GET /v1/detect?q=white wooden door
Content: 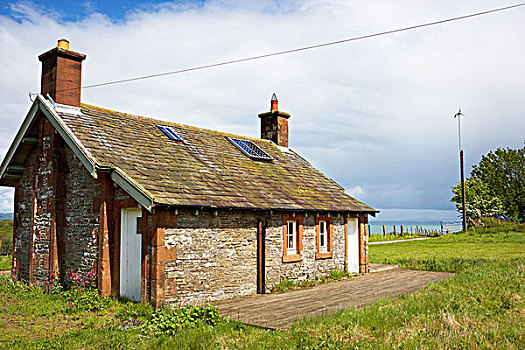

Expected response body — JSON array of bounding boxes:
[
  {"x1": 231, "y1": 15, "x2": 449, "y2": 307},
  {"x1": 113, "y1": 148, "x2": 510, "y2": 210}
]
[
  {"x1": 120, "y1": 208, "x2": 142, "y2": 302},
  {"x1": 347, "y1": 218, "x2": 359, "y2": 273}
]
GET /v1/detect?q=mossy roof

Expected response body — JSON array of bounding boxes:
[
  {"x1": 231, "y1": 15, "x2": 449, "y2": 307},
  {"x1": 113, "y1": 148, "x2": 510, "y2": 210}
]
[{"x1": 57, "y1": 104, "x2": 376, "y2": 212}]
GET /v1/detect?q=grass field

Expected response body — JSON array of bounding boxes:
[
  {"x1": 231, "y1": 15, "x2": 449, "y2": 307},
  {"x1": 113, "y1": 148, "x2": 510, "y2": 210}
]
[
  {"x1": 0, "y1": 219, "x2": 523, "y2": 349},
  {"x1": 0, "y1": 219, "x2": 13, "y2": 257},
  {"x1": 0, "y1": 255, "x2": 11, "y2": 271}
]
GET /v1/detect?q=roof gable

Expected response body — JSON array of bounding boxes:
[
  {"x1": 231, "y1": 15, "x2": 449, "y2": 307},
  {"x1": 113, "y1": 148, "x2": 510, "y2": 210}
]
[{"x1": 0, "y1": 95, "x2": 97, "y2": 185}]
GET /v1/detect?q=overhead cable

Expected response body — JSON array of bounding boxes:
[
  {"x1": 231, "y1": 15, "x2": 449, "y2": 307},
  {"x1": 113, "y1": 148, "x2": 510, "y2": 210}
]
[{"x1": 62, "y1": 2, "x2": 525, "y2": 92}]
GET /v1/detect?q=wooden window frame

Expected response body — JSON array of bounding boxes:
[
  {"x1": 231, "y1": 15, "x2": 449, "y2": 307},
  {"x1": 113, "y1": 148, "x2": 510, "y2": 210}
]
[
  {"x1": 286, "y1": 220, "x2": 297, "y2": 254},
  {"x1": 319, "y1": 220, "x2": 327, "y2": 252},
  {"x1": 316, "y1": 215, "x2": 333, "y2": 259},
  {"x1": 282, "y1": 214, "x2": 303, "y2": 262}
]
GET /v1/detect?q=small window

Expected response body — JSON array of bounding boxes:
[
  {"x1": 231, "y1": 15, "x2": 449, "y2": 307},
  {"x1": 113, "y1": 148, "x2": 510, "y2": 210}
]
[
  {"x1": 158, "y1": 125, "x2": 183, "y2": 141},
  {"x1": 287, "y1": 221, "x2": 297, "y2": 254},
  {"x1": 316, "y1": 216, "x2": 333, "y2": 259},
  {"x1": 227, "y1": 137, "x2": 273, "y2": 161},
  {"x1": 282, "y1": 214, "x2": 303, "y2": 263},
  {"x1": 319, "y1": 221, "x2": 327, "y2": 252}
]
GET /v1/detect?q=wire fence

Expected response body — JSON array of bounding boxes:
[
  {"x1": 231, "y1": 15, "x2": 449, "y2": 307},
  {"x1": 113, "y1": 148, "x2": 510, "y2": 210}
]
[
  {"x1": 440, "y1": 220, "x2": 463, "y2": 234},
  {"x1": 372, "y1": 224, "x2": 442, "y2": 237}
]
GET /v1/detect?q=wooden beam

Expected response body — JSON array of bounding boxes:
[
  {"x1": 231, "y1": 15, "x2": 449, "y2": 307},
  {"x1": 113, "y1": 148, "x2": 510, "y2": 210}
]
[
  {"x1": 6, "y1": 165, "x2": 25, "y2": 173},
  {"x1": 21, "y1": 137, "x2": 39, "y2": 144},
  {"x1": 3, "y1": 174, "x2": 22, "y2": 180}
]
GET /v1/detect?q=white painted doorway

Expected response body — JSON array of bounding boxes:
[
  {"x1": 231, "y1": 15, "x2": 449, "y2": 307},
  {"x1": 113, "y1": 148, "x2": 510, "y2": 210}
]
[
  {"x1": 120, "y1": 208, "x2": 142, "y2": 302},
  {"x1": 347, "y1": 218, "x2": 359, "y2": 273}
]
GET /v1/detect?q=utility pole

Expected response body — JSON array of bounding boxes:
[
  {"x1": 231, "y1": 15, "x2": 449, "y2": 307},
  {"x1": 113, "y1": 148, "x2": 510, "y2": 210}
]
[{"x1": 454, "y1": 109, "x2": 467, "y2": 232}]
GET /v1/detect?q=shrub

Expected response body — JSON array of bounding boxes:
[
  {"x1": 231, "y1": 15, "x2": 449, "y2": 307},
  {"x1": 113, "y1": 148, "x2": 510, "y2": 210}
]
[
  {"x1": 141, "y1": 303, "x2": 222, "y2": 336},
  {"x1": 60, "y1": 267, "x2": 108, "y2": 313},
  {"x1": 329, "y1": 269, "x2": 351, "y2": 280},
  {"x1": 272, "y1": 279, "x2": 296, "y2": 293},
  {"x1": 66, "y1": 267, "x2": 97, "y2": 289},
  {"x1": 61, "y1": 288, "x2": 108, "y2": 313}
]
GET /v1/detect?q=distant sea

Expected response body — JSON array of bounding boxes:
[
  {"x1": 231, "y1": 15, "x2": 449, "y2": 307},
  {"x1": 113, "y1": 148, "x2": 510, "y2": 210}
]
[{"x1": 0, "y1": 213, "x2": 13, "y2": 220}]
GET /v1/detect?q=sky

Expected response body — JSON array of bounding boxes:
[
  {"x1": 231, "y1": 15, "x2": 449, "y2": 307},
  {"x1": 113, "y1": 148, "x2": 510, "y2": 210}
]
[{"x1": 0, "y1": 0, "x2": 524, "y2": 221}]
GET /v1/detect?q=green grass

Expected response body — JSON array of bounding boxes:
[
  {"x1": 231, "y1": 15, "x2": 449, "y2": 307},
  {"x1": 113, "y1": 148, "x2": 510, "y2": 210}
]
[
  {"x1": 0, "y1": 219, "x2": 523, "y2": 349},
  {"x1": 370, "y1": 219, "x2": 525, "y2": 272},
  {"x1": 0, "y1": 219, "x2": 13, "y2": 257},
  {"x1": 0, "y1": 255, "x2": 11, "y2": 271}
]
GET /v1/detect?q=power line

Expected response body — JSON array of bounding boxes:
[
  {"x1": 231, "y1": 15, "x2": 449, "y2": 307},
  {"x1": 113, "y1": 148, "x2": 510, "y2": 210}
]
[{"x1": 70, "y1": 2, "x2": 525, "y2": 91}]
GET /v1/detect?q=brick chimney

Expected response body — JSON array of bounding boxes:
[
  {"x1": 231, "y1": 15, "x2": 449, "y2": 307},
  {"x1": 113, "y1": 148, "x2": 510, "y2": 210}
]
[
  {"x1": 38, "y1": 39, "x2": 86, "y2": 107},
  {"x1": 258, "y1": 93, "x2": 291, "y2": 147}
]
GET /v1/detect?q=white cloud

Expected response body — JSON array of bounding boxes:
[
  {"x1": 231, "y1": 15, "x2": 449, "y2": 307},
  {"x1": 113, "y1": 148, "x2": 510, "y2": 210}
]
[
  {"x1": 346, "y1": 185, "x2": 363, "y2": 198},
  {"x1": 0, "y1": 0, "x2": 524, "y2": 217},
  {"x1": 0, "y1": 188, "x2": 14, "y2": 213}
]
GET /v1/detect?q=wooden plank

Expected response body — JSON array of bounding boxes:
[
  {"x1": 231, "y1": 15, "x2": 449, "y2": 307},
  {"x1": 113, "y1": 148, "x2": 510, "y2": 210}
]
[{"x1": 214, "y1": 268, "x2": 452, "y2": 329}]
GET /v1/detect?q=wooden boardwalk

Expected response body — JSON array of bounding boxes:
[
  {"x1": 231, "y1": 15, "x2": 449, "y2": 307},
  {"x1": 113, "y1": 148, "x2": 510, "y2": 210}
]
[{"x1": 214, "y1": 268, "x2": 452, "y2": 329}]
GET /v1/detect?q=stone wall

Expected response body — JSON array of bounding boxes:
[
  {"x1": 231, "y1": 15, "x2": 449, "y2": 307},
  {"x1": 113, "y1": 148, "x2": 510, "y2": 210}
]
[
  {"x1": 14, "y1": 151, "x2": 37, "y2": 281},
  {"x1": 12, "y1": 115, "x2": 100, "y2": 287},
  {"x1": 62, "y1": 145, "x2": 99, "y2": 276},
  {"x1": 164, "y1": 210, "x2": 348, "y2": 304},
  {"x1": 31, "y1": 126, "x2": 54, "y2": 284},
  {"x1": 164, "y1": 209, "x2": 258, "y2": 304}
]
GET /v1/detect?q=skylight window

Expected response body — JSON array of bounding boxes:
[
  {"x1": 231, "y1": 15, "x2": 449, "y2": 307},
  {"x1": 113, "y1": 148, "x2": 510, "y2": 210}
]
[
  {"x1": 157, "y1": 125, "x2": 182, "y2": 141},
  {"x1": 227, "y1": 137, "x2": 273, "y2": 161}
]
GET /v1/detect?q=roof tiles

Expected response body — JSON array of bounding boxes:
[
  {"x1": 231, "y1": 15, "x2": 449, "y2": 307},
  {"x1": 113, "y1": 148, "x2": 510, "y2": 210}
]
[{"x1": 57, "y1": 104, "x2": 376, "y2": 212}]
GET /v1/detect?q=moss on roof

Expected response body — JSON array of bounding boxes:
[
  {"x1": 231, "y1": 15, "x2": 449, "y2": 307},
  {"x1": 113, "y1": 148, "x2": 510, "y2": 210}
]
[{"x1": 56, "y1": 104, "x2": 376, "y2": 212}]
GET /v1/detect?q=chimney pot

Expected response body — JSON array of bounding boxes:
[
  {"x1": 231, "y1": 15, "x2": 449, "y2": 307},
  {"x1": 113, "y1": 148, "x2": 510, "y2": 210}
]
[
  {"x1": 57, "y1": 39, "x2": 69, "y2": 50},
  {"x1": 270, "y1": 93, "x2": 278, "y2": 111}
]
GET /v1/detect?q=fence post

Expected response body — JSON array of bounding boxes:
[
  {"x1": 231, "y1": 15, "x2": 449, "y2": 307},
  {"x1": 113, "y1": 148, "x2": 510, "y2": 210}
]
[
  {"x1": 382, "y1": 225, "x2": 386, "y2": 236},
  {"x1": 393, "y1": 225, "x2": 396, "y2": 235},
  {"x1": 401, "y1": 225, "x2": 404, "y2": 236}
]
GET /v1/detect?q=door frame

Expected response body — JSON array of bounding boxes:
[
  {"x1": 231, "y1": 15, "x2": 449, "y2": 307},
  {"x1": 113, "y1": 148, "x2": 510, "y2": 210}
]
[
  {"x1": 345, "y1": 216, "x2": 359, "y2": 273},
  {"x1": 119, "y1": 208, "x2": 143, "y2": 301}
]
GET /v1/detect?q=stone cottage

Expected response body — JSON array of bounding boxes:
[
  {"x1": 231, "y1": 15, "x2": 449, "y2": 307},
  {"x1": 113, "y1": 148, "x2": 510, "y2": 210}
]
[{"x1": 0, "y1": 40, "x2": 377, "y2": 305}]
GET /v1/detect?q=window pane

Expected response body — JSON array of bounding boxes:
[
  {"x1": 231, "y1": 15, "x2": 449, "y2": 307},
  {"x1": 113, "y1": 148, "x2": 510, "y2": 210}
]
[
  {"x1": 287, "y1": 222, "x2": 294, "y2": 249},
  {"x1": 319, "y1": 221, "x2": 326, "y2": 250}
]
